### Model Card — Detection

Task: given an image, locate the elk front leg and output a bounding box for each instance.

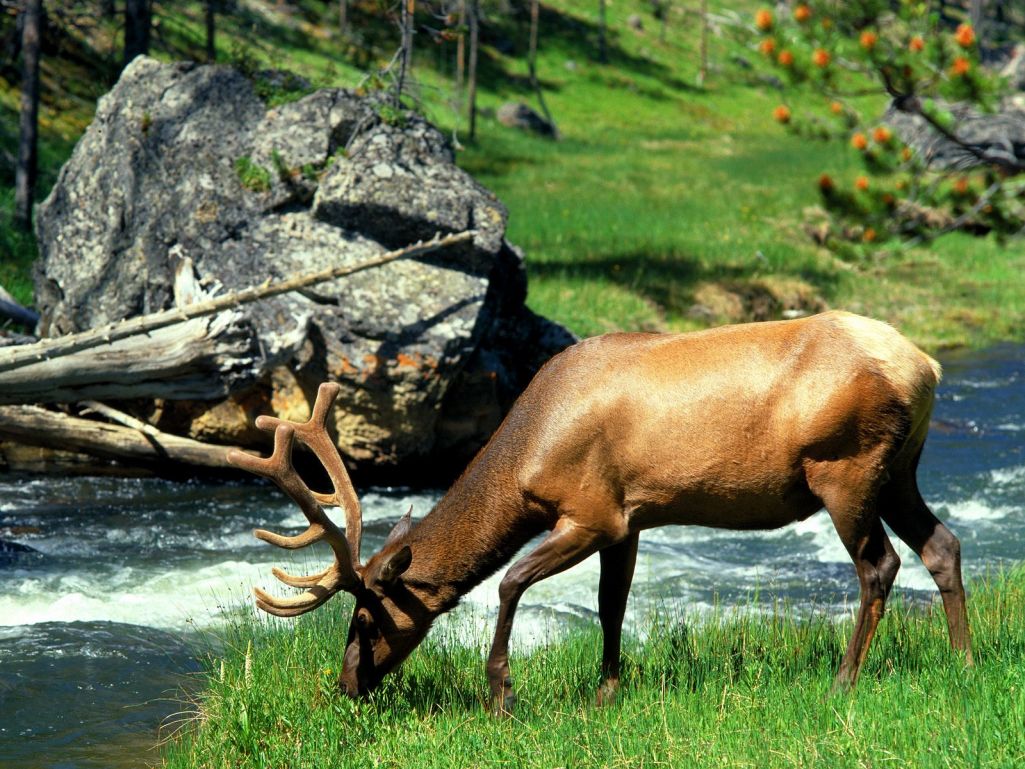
[596,532,639,705]
[486,519,610,715]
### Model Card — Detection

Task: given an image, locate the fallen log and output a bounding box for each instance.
[0,404,254,470]
[0,312,262,404]
[0,230,475,376]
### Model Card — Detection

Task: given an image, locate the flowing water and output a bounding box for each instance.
[1,344,1022,768]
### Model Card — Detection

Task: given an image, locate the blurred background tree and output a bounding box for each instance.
[751,0,1025,258]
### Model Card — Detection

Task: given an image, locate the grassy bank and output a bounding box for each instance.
[163,568,1025,768]
[3,1,1025,349]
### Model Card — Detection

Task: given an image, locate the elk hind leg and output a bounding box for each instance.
[596,532,639,705]
[880,474,973,663]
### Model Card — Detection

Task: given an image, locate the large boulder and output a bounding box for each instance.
[34,57,575,476]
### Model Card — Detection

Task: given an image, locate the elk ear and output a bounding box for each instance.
[385,506,413,546]
[378,545,412,586]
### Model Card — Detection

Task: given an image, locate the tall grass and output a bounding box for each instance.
[162,568,1025,768]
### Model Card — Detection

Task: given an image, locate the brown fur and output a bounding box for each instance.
[235,311,972,711]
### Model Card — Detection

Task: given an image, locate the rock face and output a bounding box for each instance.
[885,100,1025,171]
[35,57,575,476]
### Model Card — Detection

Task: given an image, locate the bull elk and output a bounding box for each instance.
[227,310,972,711]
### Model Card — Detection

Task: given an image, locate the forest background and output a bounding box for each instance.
[3,0,1025,353]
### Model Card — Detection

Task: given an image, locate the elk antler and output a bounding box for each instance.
[226,383,363,617]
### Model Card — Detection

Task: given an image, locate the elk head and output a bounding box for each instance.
[226,383,430,697]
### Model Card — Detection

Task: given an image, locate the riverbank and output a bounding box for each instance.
[3,1,1025,351]
[162,566,1025,769]
[1,340,1021,768]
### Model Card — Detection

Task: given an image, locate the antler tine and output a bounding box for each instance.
[254,382,364,566]
[226,424,361,617]
[254,584,334,618]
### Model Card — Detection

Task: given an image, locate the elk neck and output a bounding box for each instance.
[395,438,550,615]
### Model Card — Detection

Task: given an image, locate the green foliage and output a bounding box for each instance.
[3,0,1025,349]
[375,101,409,128]
[163,569,1025,768]
[0,189,38,307]
[750,1,1022,253]
[234,156,272,192]
[251,70,316,108]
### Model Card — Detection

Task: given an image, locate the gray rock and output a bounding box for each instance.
[885,99,1025,171]
[496,102,556,137]
[34,57,575,473]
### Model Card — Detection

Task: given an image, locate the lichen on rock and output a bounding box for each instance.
[34,57,575,476]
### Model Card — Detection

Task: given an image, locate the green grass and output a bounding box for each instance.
[162,568,1025,768]
[3,0,1025,348]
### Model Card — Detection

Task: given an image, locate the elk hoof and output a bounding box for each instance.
[596,679,619,706]
[489,677,516,716]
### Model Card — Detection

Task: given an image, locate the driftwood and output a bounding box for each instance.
[0,231,476,473]
[0,230,475,376]
[0,312,261,404]
[0,404,253,470]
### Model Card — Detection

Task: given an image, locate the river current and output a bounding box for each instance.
[1,344,1022,768]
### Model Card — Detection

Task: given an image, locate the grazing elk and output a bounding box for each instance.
[228,311,972,711]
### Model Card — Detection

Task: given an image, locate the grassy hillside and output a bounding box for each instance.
[162,568,1025,768]
[2,1,1024,349]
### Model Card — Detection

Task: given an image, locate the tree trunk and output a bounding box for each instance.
[339,0,347,35]
[124,0,151,69]
[396,0,415,103]
[527,0,557,137]
[205,0,216,62]
[13,0,42,233]
[697,0,707,86]
[597,0,607,63]
[455,0,465,93]
[467,0,479,139]
[102,0,117,19]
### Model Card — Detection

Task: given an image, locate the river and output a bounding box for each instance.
[1,344,1021,768]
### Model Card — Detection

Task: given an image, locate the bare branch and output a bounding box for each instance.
[0,230,476,375]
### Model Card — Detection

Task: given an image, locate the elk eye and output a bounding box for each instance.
[356,608,373,631]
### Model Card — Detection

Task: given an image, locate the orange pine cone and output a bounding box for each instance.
[773,105,792,124]
[794,4,811,23]
[759,38,777,56]
[812,48,831,68]
[872,126,892,144]
[860,31,878,50]
[909,36,925,52]
[955,24,975,48]
[855,176,870,191]
[755,8,773,31]
[851,133,868,151]
[951,56,971,76]
[778,50,794,67]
